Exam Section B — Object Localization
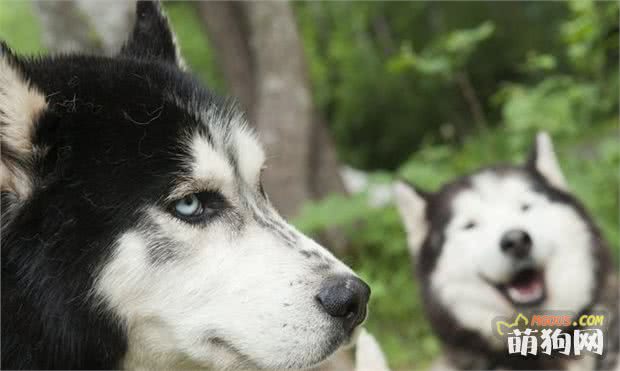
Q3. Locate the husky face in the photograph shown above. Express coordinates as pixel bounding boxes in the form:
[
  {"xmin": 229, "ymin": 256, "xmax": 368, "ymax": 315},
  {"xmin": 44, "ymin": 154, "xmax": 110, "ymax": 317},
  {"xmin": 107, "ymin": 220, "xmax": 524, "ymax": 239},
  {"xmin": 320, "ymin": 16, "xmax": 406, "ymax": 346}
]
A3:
[
  {"xmin": 394, "ymin": 133, "xmax": 609, "ymax": 349},
  {"xmin": 1, "ymin": 2, "xmax": 369, "ymax": 369}
]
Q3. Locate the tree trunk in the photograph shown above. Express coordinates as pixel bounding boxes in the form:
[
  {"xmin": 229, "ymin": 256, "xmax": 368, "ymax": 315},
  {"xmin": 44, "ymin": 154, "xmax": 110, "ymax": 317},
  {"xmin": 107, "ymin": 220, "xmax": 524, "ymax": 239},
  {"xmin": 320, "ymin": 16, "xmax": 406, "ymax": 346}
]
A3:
[
  {"xmin": 195, "ymin": 2, "xmax": 255, "ymax": 119},
  {"xmin": 309, "ymin": 116, "xmax": 346, "ymax": 200},
  {"xmin": 309, "ymin": 116, "xmax": 348, "ymax": 250},
  {"xmin": 199, "ymin": 1, "xmax": 348, "ymax": 252},
  {"xmin": 243, "ymin": 1, "xmax": 315, "ymax": 219}
]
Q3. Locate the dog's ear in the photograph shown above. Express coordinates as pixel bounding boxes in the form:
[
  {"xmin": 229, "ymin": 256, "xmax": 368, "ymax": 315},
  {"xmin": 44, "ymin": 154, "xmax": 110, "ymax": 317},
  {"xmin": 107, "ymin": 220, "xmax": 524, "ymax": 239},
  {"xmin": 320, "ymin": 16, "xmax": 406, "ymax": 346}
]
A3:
[
  {"xmin": 526, "ymin": 131, "xmax": 568, "ymax": 191},
  {"xmin": 393, "ymin": 180, "xmax": 429, "ymax": 257},
  {"xmin": 0, "ymin": 41, "xmax": 47, "ymax": 200},
  {"xmin": 121, "ymin": 1, "xmax": 185, "ymax": 68}
]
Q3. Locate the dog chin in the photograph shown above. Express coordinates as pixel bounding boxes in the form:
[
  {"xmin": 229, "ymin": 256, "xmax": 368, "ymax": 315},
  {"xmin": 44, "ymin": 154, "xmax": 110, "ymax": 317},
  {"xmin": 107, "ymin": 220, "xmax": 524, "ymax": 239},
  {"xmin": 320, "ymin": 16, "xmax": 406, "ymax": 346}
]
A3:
[
  {"xmin": 286, "ymin": 332, "xmax": 349, "ymax": 369},
  {"xmin": 205, "ymin": 332, "xmax": 348, "ymax": 370}
]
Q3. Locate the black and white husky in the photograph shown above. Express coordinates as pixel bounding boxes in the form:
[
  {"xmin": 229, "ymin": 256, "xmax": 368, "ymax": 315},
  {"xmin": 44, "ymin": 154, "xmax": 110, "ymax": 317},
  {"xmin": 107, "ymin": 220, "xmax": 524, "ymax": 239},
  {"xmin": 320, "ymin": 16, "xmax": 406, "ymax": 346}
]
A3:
[
  {"xmin": 1, "ymin": 2, "xmax": 371, "ymax": 369},
  {"xmin": 394, "ymin": 133, "xmax": 618, "ymax": 370}
]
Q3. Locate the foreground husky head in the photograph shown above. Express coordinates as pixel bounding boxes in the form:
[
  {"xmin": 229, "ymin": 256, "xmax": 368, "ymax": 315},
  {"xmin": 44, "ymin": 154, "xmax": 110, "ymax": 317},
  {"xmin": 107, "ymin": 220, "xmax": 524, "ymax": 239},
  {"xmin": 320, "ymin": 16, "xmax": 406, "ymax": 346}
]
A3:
[
  {"xmin": 394, "ymin": 133, "xmax": 612, "ymax": 356},
  {"xmin": 1, "ymin": 2, "xmax": 369, "ymax": 369}
]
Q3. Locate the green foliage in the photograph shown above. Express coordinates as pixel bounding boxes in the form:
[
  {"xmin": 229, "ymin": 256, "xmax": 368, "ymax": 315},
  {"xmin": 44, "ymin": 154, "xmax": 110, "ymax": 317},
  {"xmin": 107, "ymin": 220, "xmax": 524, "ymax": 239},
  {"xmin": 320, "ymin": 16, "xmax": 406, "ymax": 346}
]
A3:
[
  {"xmin": 521, "ymin": 52, "xmax": 557, "ymax": 73},
  {"xmin": 0, "ymin": 1, "xmax": 44, "ymax": 54},
  {"xmin": 560, "ymin": 0, "xmax": 617, "ymax": 76},
  {"xmin": 163, "ymin": 3, "xmax": 224, "ymax": 92},
  {"xmin": 495, "ymin": 76, "xmax": 601, "ymax": 135},
  {"xmin": 295, "ymin": 193, "xmax": 371, "ymax": 234},
  {"xmin": 296, "ymin": 2, "xmax": 573, "ymax": 169},
  {"xmin": 388, "ymin": 21, "xmax": 495, "ymax": 79},
  {"xmin": 344, "ymin": 208, "xmax": 440, "ymax": 369},
  {"xmin": 1, "ymin": 2, "xmax": 618, "ymax": 368},
  {"xmin": 295, "ymin": 3, "xmax": 618, "ymax": 368}
]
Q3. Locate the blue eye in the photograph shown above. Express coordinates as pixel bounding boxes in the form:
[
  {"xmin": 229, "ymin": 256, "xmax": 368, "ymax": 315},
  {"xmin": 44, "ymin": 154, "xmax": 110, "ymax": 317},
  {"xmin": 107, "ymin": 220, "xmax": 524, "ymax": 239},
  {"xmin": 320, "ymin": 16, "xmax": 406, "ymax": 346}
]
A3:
[
  {"xmin": 175, "ymin": 194, "xmax": 202, "ymax": 217},
  {"xmin": 169, "ymin": 191, "xmax": 229, "ymax": 224}
]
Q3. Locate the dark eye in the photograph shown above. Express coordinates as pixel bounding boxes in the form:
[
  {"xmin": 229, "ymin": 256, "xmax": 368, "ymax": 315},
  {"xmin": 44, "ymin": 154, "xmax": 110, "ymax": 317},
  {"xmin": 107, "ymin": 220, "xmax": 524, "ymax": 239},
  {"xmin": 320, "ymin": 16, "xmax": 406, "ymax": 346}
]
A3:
[
  {"xmin": 521, "ymin": 203, "xmax": 531, "ymax": 212},
  {"xmin": 463, "ymin": 220, "xmax": 477, "ymax": 230},
  {"xmin": 170, "ymin": 191, "xmax": 227, "ymax": 223}
]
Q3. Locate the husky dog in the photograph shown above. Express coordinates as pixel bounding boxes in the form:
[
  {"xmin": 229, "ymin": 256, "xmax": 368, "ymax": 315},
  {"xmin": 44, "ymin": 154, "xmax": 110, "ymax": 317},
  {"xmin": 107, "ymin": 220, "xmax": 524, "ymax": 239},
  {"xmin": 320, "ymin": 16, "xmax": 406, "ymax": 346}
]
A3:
[
  {"xmin": 394, "ymin": 133, "xmax": 618, "ymax": 370},
  {"xmin": 0, "ymin": 2, "xmax": 371, "ymax": 369}
]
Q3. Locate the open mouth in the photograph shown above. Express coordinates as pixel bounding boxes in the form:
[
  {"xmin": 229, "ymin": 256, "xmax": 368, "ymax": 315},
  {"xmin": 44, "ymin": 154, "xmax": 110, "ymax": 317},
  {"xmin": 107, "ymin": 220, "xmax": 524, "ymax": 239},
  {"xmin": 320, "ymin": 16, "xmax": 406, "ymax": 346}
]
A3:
[{"xmin": 496, "ymin": 268, "xmax": 546, "ymax": 307}]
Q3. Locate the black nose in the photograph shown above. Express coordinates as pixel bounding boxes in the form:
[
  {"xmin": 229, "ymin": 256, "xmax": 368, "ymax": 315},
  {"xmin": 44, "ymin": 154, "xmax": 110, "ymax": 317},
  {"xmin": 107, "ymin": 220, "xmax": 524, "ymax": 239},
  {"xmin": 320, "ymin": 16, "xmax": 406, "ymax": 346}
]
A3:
[
  {"xmin": 500, "ymin": 229, "xmax": 532, "ymax": 259},
  {"xmin": 316, "ymin": 276, "xmax": 370, "ymax": 333}
]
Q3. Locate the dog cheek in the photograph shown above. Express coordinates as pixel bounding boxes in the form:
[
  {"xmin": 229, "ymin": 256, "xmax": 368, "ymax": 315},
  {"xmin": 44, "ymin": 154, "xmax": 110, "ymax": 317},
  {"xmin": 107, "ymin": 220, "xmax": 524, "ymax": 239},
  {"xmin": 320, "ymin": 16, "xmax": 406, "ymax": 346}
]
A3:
[{"xmin": 95, "ymin": 232, "xmax": 153, "ymax": 315}]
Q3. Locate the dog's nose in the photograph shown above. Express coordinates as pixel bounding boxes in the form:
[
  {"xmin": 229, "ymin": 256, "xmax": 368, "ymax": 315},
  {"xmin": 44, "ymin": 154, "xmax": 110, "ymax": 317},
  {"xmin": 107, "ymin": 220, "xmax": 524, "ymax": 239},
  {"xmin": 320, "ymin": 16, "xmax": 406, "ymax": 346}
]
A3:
[
  {"xmin": 500, "ymin": 229, "xmax": 532, "ymax": 259},
  {"xmin": 316, "ymin": 276, "xmax": 370, "ymax": 333}
]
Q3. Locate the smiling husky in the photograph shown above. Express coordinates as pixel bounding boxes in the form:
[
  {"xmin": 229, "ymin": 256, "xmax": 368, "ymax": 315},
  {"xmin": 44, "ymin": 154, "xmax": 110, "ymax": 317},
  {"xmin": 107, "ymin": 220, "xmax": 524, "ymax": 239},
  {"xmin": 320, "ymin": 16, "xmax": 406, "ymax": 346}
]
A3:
[
  {"xmin": 394, "ymin": 133, "xmax": 618, "ymax": 370},
  {"xmin": 0, "ymin": 2, "xmax": 371, "ymax": 369}
]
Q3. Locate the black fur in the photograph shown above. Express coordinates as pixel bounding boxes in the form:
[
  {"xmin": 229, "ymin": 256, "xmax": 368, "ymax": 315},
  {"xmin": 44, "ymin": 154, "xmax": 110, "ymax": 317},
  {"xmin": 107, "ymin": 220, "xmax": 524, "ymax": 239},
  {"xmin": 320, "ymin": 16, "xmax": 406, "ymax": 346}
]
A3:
[
  {"xmin": 121, "ymin": 1, "xmax": 181, "ymax": 66},
  {"xmin": 0, "ymin": 2, "xmax": 242, "ymax": 368}
]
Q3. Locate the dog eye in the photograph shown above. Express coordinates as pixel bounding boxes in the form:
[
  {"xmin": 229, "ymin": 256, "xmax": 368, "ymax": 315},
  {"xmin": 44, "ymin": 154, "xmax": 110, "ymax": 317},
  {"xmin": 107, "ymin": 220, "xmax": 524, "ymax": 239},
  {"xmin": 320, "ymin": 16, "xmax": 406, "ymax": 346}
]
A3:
[
  {"xmin": 463, "ymin": 220, "xmax": 477, "ymax": 230},
  {"xmin": 170, "ymin": 191, "xmax": 227, "ymax": 223},
  {"xmin": 175, "ymin": 194, "xmax": 202, "ymax": 217},
  {"xmin": 521, "ymin": 203, "xmax": 531, "ymax": 212}
]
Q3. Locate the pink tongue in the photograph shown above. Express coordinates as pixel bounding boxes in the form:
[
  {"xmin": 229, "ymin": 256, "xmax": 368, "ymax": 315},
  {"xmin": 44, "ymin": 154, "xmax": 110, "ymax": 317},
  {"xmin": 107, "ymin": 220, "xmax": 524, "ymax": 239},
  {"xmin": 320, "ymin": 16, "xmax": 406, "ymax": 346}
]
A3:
[
  {"xmin": 507, "ymin": 272, "xmax": 544, "ymax": 304},
  {"xmin": 513, "ymin": 279, "xmax": 540, "ymax": 293}
]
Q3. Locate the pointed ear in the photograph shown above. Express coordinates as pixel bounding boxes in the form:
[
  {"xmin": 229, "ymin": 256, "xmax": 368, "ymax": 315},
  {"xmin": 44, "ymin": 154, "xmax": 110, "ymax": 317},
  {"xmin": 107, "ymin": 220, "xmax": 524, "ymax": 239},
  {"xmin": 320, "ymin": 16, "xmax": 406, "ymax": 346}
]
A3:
[
  {"xmin": 527, "ymin": 132, "xmax": 568, "ymax": 191},
  {"xmin": 393, "ymin": 180, "xmax": 429, "ymax": 257},
  {"xmin": 0, "ymin": 42, "xmax": 47, "ymax": 199},
  {"xmin": 121, "ymin": 1, "xmax": 186, "ymax": 68}
]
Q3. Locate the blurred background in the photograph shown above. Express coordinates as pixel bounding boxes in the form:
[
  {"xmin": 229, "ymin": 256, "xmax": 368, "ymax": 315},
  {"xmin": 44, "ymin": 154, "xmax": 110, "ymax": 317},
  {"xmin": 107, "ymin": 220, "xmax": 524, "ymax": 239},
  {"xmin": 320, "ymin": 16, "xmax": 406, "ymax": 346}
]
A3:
[{"xmin": 2, "ymin": 1, "xmax": 618, "ymax": 368}]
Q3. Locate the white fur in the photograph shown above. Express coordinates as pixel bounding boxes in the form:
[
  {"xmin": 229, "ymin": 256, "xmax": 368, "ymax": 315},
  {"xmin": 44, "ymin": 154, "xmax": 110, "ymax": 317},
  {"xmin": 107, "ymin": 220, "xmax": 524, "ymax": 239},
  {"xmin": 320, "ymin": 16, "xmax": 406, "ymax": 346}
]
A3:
[
  {"xmin": 393, "ymin": 181, "xmax": 427, "ymax": 256},
  {"xmin": 355, "ymin": 329, "xmax": 390, "ymax": 371},
  {"xmin": 534, "ymin": 131, "xmax": 568, "ymax": 191},
  {"xmin": 234, "ymin": 127, "xmax": 265, "ymax": 185},
  {"xmin": 0, "ymin": 54, "xmax": 47, "ymax": 198},
  {"xmin": 191, "ymin": 136, "xmax": 235, "ymax": 190},
  {"xmin": 96, "ymin": 128, "xmax": 358, "ymax": 369},
  {"xmin": 430, "ymin": 171, "xmax": 595, "ymax": 346}
]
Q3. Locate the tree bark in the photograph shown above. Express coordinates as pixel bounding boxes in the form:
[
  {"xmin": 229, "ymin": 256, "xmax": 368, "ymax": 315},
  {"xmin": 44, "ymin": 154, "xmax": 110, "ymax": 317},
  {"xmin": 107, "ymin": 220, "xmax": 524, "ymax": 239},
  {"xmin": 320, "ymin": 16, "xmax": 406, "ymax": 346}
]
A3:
[
  {"xmin": 309, "ymin": 116, "xmax": 346, "ymax": 199},
  {"xmin": 243, "ymin": 1, "xmax": 315, "ymax": 219},
  {"xmin": 195, "ymin": 2, "xmax": 255, "ymax": 119},
  {"xmin": 199, "ymin": 1, "xmax": 349, "ymax": 252}
]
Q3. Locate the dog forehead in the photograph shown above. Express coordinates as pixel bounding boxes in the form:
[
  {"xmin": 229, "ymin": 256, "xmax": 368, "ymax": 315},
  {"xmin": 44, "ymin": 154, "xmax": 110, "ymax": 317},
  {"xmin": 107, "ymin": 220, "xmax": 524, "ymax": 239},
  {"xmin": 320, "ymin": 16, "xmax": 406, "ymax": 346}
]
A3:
[
  {"xmin": 21, "ymin": 54, "xmax": 267, "ymax": 195},
  {"xmin": 184, "ymin": 112, "xmax": 264, "ymax": 187},
  {"xmin": 189, "ymin": 135, "xmax": 235, "ymax": 187},
  {"xmin": 232, "ymin": 127, "xmax": 265, "ymax": 183},
  {"xmin": 454, "ymin": 170, "xmax": 532, "ymax": 207}
]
